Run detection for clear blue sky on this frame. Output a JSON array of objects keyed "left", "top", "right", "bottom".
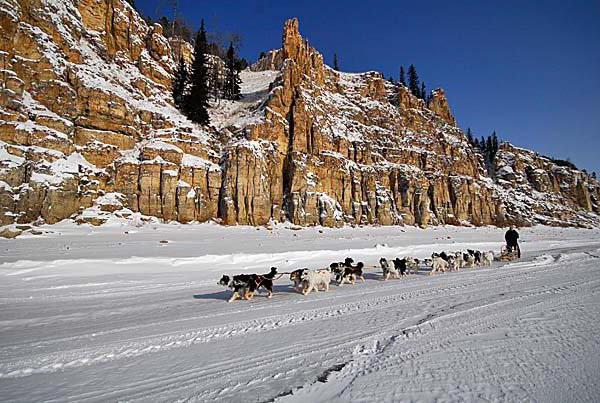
[{"left": 139, "top": 0, "right": 600, "bottom": 173}]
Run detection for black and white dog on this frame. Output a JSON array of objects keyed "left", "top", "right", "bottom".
[
  {"left": 433, "top": 252, "right": 451, "bottom": 262},
  {"left": 392, "top": 257, "right": 410, "bottom": 277},
  {"left": 339, "top": 261, "right": 365, "bottom": 285},
  {"left": 218, "top": 267, "right": 277, "bottom": 302},
  {"left": 380, "top": 257, "right": 400, "bottom": 280},
  {"left": 467, "top": 249, "right": 482, "bottom": 265},
  {"left": 330, "top": 257, "right": 354, "bottom": 283},
  {"left": 330, "top": 257, "right": 365, "bottom": 285},
  {"left": 463, "top": 252, "right": 476, "bottom": 268}
]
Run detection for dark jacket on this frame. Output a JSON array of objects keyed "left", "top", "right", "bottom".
[{"left": 505, "top": 229, "right": 519, "bottom": 245}]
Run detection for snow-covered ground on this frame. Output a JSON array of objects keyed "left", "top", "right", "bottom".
[{"left": 1, "top": 221, "right": 600, "bottom": 402}]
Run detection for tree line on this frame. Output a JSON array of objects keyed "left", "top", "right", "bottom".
[
  {"left": 172, "top": 20, "right": 243, "bottom": 125},
  {"left": 465, "top": 128, "right": 500, "bottom": 174},
  {"left": 332, "top": 54, "right": 429, "bottom": 102}
]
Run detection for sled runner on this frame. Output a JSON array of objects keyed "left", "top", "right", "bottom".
[{"left": 497, "top": 245, "right": 519, "bottom": 262}]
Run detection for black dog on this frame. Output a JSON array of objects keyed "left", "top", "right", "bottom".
[
  {"left": 218, "top": 267, "right": 277, "bottom": 302},
  {"left": 392, "top": 258, "right": 409, "bottom": 276}
]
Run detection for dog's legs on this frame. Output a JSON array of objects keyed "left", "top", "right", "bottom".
[
  {"left": 228, "top": 291, "right": 240, "bottom": 302},
  {"left": 360, "top": 275, "right": 365, "bottom": 283},
  {"left": 303, "top": 284, "right": 313, "bottom": 295},
  {"left": 245, "top": 291, "right": 255, "bottom": 300}
]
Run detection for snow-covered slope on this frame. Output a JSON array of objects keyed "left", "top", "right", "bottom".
[{"left": 1, "top": 223, "right": 599, "bottom": 401}]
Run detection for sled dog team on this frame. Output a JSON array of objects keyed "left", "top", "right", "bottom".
[{"left": 219, "top": 249, "right": 495, "bottom": 302}]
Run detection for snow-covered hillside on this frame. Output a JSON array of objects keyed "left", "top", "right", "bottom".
[
  {"left": 1, "top": 1, "right": 599, "bottom": 229},
  {"left": 1, "top": 222, "right": 599, "bottom": 401}
]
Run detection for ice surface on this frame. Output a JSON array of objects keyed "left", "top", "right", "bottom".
[{"left": 1, "top": 222, "right": 599, "bottom": 401}]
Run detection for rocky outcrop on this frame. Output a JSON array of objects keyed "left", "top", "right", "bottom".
[
  {"left": 494, "top": 143, "right": 600, "bottom": 227},
  {"left": 1, "top": 2, "right": 598, "bottom": 229},
  {"left": 427, "top": 89, "right": 456, "bottom": 126}
]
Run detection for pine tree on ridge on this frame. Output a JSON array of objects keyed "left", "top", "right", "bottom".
[
  {"left": 184, "top": 20, "right": 210, "bottom": 125},
  {"left": 399, "top": 66, "right": 406, "bottom": 86},
  {"left": 224, "top": 41, "right": 242, "bottom": 100},
  {"left": 407, "top": 64, "right": 420, "bottom": 97},
  {"left": 172, "top": 56, "right": 188, "bottom": 109},
  {"left": 466, "top": 128, "right": 473, "bottom": 145}
]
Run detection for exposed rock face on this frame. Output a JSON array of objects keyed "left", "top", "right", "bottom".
[
  {"left": 427, "top": 89, "right": 456, "bottom": 126},
  {"left": 0, "top": 0, "right": 216, "bottom": 224},
  {"left": 1, "top": 3, "right": 598, "bottom": 229},
  {"left": 494, "top": 143, "right": 600, "bottom": 227}
]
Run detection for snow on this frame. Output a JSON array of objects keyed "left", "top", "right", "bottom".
[
  {"left": 143, "top": 139, "right": 183, "bottom": 153},
  {"left": 209, "top": 69, "right": 280, "bottom": 130},
  {"left": 95, "top": 192, "right": 125, "bottom": 207},
  {"left": 28, "top": 153, "right": 104, "bottom": 186},
  {"left": 181, "top": 153, "right": 220, "bottom": 171},
  {"left": 0, "top": 144, "right": 25, "bottom": 168},
  {"left": 1, "top": 223, "right": 599, "bottom": 401}
]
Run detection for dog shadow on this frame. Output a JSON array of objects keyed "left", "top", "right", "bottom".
[
  {"left": 273, "top": 284, "right": 301, "bottom": 294},
  {"left": 193, "top": 290, "right": 232, "bottom": 301},
  {"left": 364, "top": 272, "right": 382, "bottom": 281}
]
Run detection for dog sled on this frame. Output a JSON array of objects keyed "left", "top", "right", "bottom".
[{"left": 497, "top": 245, "right": 519, "bottom": 262}]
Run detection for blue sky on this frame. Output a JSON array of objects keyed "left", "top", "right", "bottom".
[{"left": 138, "top": 0, "right": 600, "bottom": 173}]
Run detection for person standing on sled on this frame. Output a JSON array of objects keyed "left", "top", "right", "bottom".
[{"left": 505, "top": 226, "right": 520, "bottom": 258}]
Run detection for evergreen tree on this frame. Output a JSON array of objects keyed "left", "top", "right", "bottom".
[
  {"left": 466, "top": 128, "right": 473, "bottom": 145},
  {"left": 333, "top": 53, "right": 339, "bottom": 71},
  {"left": 223, "top": 41, "right": 242, "bottom": 100},
  {"left": 399, "top": 66, "right": 406, "bottom": 86},
  {"left": 209, "top": 59, "right": 222, "bottom": 103},
  {"left": 172, "top": 56, "right": 188, "bottom": 109},
  {"left": 184, "top": 20, "right": 210, "bottom": 125},
  {"left": 491, "top": 131, "right": 499, "bottom": 154},
  {"left": 473, "top": 137, "right": 480, "bottom": 148},
  {"left": 407, "top": 64, "right": 420, "bottom": 97},
  {"left": 480, "top": 136, "right": 486, "bottom": 150},
  {"left": 420, "top": 82, "right": 426, "bottom": 101},
  {"left": 592, "top": 172, "right": 597, "bottom": 180}
]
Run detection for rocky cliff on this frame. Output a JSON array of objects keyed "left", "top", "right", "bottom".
[{"left": 1, "top": 1, "right": 598, "bottom": 229}]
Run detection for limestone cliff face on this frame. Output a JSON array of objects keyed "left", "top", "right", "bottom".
[
  {"left": 0, "top": 3, "right": 598, "bottom": 229},
  {"left": 0, "top": 0, "right": 218, "bottom": 225}
]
